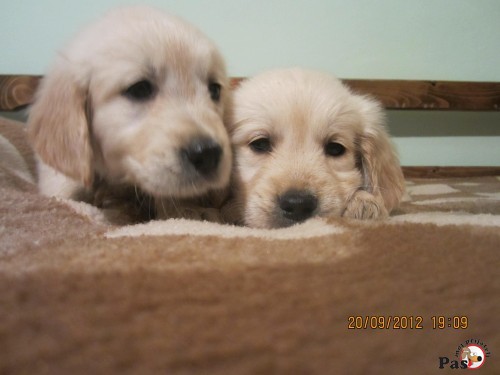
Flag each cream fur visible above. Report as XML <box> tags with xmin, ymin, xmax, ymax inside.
<box><xmin>227</xmin><ymin>68</ymin><xmax>405</xmax><ymax>228</ymax></box>
<box><xmin>28</xmin><ymin>6</ymin><xmax>232</xmax><ymax>220</ymax></box>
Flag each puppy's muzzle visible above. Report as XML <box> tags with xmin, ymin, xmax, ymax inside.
<box><xmin>181</xmin><ymin>137</ymin><xmax>222</xmax><ymax>179</ymax></box>
<box><xmin>277</xmin><ymin>189</ymin><xmax>318</xmax><ymax>225</ymax></box>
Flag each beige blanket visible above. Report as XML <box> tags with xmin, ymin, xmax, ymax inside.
<box><xmin>1</xmin><ymin>116</ymin><xmax>499</xmax><ymax>374</ymax></box>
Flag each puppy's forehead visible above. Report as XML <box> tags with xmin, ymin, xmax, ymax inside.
<box><xmin>233</xmin><ymin>69</ymin><xmax>362</xmax><ymax>138</ymax></box>
<box><xmin>66</xmin><ymin>6</ymin><xmax>226</xmax><ymax>90</ymax></box>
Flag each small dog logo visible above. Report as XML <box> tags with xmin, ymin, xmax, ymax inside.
<box><xmin>460</xmin><ymin>345</ymin><xmax>486</xmax><ymax>369</ymax></box>
<box><xmin>439</xmin><ymin>339</ymin><xmax>490</xmax><ymax>370</ymax></box>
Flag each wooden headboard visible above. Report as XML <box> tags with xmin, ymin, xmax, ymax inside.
<box><xmin>1</xmin><ymin>74</ymin><xmax>499</xmax><ymax>112</ymax></box>
<box><xmin>1</xmin><ymin>74</ymin><xmax>499</xmax><ymax>177</ymax></box>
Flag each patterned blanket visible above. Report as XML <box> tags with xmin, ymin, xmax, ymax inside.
<box><xmin>1</xmin><ymin>116</ymin><xmax>499</xmax><ymax>374</ymax></box>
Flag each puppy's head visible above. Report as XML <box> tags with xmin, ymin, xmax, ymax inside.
<box><xmin>229</xmin><ymin>68</ymin><xmax>405</xmax><ymax>228</ymax></box>
<box><xmin>28</xmin><ymin>6</ymin><xmax>231</xmax><ymax>198</ymax></box>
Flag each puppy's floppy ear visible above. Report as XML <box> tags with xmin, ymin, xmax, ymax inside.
<box><xmin>28</xmin><ymin>60</ymin><xmax>94</xmax><ymax>187</ymax></box>
<box><xmin>356</xmin><ymin>96</ymin><xmax>405</xmax><ymax>213</ymax></box>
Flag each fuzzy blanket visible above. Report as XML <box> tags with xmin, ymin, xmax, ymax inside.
<box><xmin>1</xmin><ymin>116</ymin><xmax>499</xmax><ymax>374</ymax></box>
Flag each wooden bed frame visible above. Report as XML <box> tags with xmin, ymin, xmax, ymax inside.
<box><xmin>1</xmin><ymin>74</ymin><xmax>499</xmax><ymax>177</ymax></box>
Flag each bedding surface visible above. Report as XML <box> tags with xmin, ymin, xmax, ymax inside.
<box><xmin>1</xmin><ymin>117</ymin><xmax>499</xmax><ymax>374</ymax></box>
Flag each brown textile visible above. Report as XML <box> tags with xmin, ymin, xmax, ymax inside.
<box><xmin>1</xmin><ymin>117</ymin><xmax>499</xmax><ymax>374</ymax></box>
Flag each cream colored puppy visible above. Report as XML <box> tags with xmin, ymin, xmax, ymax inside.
<box><xmin>28</xmin><ymin>6</ymin><xmax>231</xmax><ymax>221</ymax></box>
<box><xmin>227</xmin><ymin>68</ymin><xmax>405</xmax><ymax>228</ymax></box>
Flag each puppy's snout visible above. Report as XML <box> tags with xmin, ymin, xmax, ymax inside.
<box><xmin>278</xmin><ymin>190</ymin><xmax>318</xmax><ymax>223</ymax></box>
<box><xmin>181</xmin><ymin>138</ymin><xmax>222</xmax><ymax>177</ymax></box>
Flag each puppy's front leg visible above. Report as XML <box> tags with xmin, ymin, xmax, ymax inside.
<box><xmin>220</xmin><ymin>198</ymin><xmax>244</xmax><ymax>225</ymax></box>
<box><xmin>342</xmin><ymin>190</ymin><xmax>388</xmax><ymax>220</ymax></box>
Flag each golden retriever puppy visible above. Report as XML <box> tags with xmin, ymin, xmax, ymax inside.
<box><xmin>28</xmin><ymin>6</ymin><xmax>231</xmax><ymax>221</ymax></box>
<box><xmin>226</xmin><ymin>68</ymin><xmax>405</xmax><ymax>228</ymax></box>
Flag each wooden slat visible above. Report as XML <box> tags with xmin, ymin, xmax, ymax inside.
<box><xmin>344</xmin><ymin>80</ymin><xmax>500</xmax><ymax>111</ymax></box>
<box><xmin>232</xmin><ymin>77</ymin><xmax>500</xmax><ymax>111</ymax></box>
<box><xmin>403</xmin><ymin>166</ymin><xmax>500</xmax><ymax>178</ymax></box>
<box><xmin>1</xmin><ymin>75</ymin><xmax>500</xmax><ymax>111</ymax></box>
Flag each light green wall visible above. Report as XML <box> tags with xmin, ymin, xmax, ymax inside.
<box><xmin>1</xmin><ymin>0</ymin><xmax>499</xmax><ymax>166</ymax></box>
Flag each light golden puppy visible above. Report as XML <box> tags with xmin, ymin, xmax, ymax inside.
<box><xmin>226</xmin><ymin>68</ymin><xmax>405</xmax><ymax>228</ymax></box>
<box><xmin>28</xmin><ymin>6</ymin><xmax>231</xmax><ymax>221</ymax></box>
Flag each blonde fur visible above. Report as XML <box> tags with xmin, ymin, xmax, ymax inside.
<box><xmin>28</xmin><ymin>6</ymin><xmax>232</xmax><ymax>220</ymax></box>
<box><xmin>226</xmin><ymin>68</ymin><xmax>405</xmax><ymax>228</ymax></box>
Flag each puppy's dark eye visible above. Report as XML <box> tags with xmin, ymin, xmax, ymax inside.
<box><xmin>249</xmin><ymin>137</ymin><xmax>272</xmax><ymax>153</ymax></box>
<box><xmin>123</xmin><ymin>80</ymin><xmax>156</xmax><ymax>101</ymax></box>
<box><xmin>208</xmin><ymin>82</ymin><xmax>222</xmax><ymax>102</ymax></box>
<box><xmin>324</xmin><ymin>142</ymin><xmax>346</xmax><ymax>157</ymax></box>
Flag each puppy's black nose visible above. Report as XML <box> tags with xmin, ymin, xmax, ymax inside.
<box><xmin>278</xmin><ymin>190</ymin><xmax>318</xmax><ymax>223</ymax></box>
<box><xmin>182</xmin><ymin>138</ymin><xmax>222</xmax><ymax>177</ymax></box>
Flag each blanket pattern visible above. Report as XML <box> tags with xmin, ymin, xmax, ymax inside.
<box><xmin>1</xmin><ymin>117</ymin><xmax>499</xmax><ymax>374</ymax></box>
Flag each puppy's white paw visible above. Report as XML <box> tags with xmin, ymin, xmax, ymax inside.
<box><xmin>343</xmin><ymin>190</ymin><xmax>388</xmax><ymax>220</ymax></box>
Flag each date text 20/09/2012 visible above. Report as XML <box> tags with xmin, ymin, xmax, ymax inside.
<box><xmin>347</xmin><ymin>316</ymin><xmax>469</xmax><ymax>330</ymax></box>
